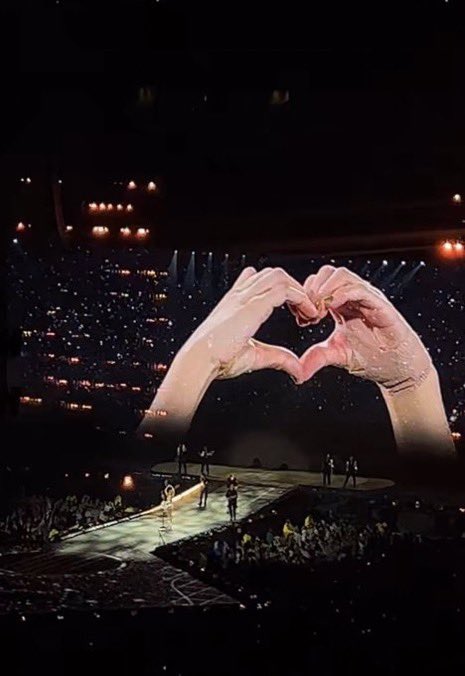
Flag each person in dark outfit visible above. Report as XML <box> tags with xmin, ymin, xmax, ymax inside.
<box><xmin>176</xmin><ymin>443</ymin><xmax>188</xmax><ymax>476</ymax></box>
<box><xmin>226</xmin><ymin>473</ymin><xmax>238</xmax><ymax>490</ymax></box>
<box><xmin>226</xmin><ymin>486</ymin><xmax>238</xmax><ymax>522</ymax></box>
<box><xmin>321</xmin><ymin>453</ymin><xmax>334</xmax><ymax>486</ymax></box>
<box><xmin>343</xmin><ymin>456</ymin><xmax>358</xmax><ymax>488</ymax></box>
<box><xmin>199</xmin><ymin>446</ymin><xmax>213</xmax><ymax>475</ymax></box>
<box><xmin>198</xmin><ymin>474</ymin><xmax>209</xmax><ymax>509</ymax></box>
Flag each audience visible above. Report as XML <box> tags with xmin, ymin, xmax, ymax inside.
<box><xmin>200</xmin><ymin>512</ymin><xmax>391</xmax><ymax>572</ymax></box>
<box><xmin>0</xmin><ymin>493</ymin><xmax>128</xmax><ymax>549</ymax></box>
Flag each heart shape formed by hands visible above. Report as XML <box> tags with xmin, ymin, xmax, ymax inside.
<box><xmin>186</xmin><ymin>263</ymin><xmax>431</xmax><ymax>394</ymax></box>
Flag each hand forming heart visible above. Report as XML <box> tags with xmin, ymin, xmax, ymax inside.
<box><xmin>288</xmin><ymin>265</ymin><xmax>433</xmax><ymax>393</ymax></box>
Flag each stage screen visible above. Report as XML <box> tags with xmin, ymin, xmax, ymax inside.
<box><xmin>7</xmin><ymin>243</ymin><xmax>464</xmax><ymax>472</ymax></box>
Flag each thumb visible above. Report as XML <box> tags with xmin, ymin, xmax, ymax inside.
<box><xmin>300</xmin><ymin>336</ymin><xmax>346</xmax><ymax>381</ymax></box>
<box><xmin>251</xmin><ymin>339</ymin><xmax>304</xmax><ymax>383</ymax></box>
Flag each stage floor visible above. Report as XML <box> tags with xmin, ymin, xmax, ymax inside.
<box><xmin>60</xmin><ymin>482</ymin><xmax>288</xmax><ymax>560</ymax></box>
<box><xmin>151</xmin><ymin>462</ymin><xmax>395</xmax><ymax>492</ymax></box>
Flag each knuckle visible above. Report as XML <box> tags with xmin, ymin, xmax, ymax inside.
<box><xmin>272</xmin><ymin>267</ymin><xmax>288</xmax><ymax>284</ymax></box>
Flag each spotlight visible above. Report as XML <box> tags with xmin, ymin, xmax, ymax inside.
<box><xmin>120</xmin><ymin>227</ymin><xmax>131</xmax><ymax>237</ymax></box>
<box><xmin>89</xmin><ymin>202</ymin><xmax>98</xmax><ymax>211</ymax></box>
<box><xmin>420</xmin><ymin>261</ymin><xmax>426</xmax><ymax>266</ymax></box>
<box><xmin>98</xmin><ymin>202</ymin><xmax>106</xmax><ymax>211</ymax></box>
<box><xmin>104</xmin><ymin>473</ymin><xmax>110</xmax><ymax>479</ymax></box>
<box><xmin>117</xmin><ymin>204</ymin><xmax>123</xmax><ymax>211</ymax></box>
<box><xmin>401</xmin><ymin>260</ymin><xmax>406</xmax><ymax>266</ymax></box>
<box><xmin>20</xmin><ymin>178</ymin><xmax>24</xmax><ymax>183</ymax></box>
<box><xmin>66</xmin><ymin>225</ymin><xmax>73</xmax><ymax>232</ymax></box>
<box><xmin>147</xmin><ymin>181</ymin><xmax>157</xmax><ymax>191</ymax></box>
<box><xmin>453</xmin><ymin>193</ymin><xmax>462</xmax><ymax>204</ymax></box>
<box><xmin>128</xmin><ymin>181</ymin><xmax>136</xmax><ymax>190</ymax></box>
<box><xmin>13</xmin><ymin>238</ymin><xmax>18</xmax><ymax>244</ymax></box>
<box><xmin>16</xmin><ymin>222</ymin><xmax>26</xmax><ymax>232</ymax></box>
<box><xmin>92</xmin><ymin>226</ymin><xmax>109</xmax><ymax>237</ymax></box>
<box><xmin>382</xmin><ymin>260</ymin><xmax>388</xmax><ymax>266</ymax></box>
<box><xmin>26</xmin><ymin>177</ymin><xmax>31</xmax><ymax>184</ymax></box>
<box><xmin>122</xmin><ymin>474</ymin><xmax>134</xmax><ymax>490</ymax></box>
<box><xmin>442</xmin><ymin>241</ymin><xmax>453</xmax><ymax>252</ymax></box>
<box><xmin>126</xmin><ymin>204</ymin><xmax>133</xmax><ymax>212</ymax></box>
<box><xmin>136</xmin><ymin>228</ymin><xmax>149</xmax><ymax>239</ymax></box>
<box><xmin>454</xmin><ymin>241</ymin><xmax>464</xmax><ymax>252</ymax></box>
<box><xmin>107</xmin><ymin>203</ymin><xmax>114</xmax><ymax>211</ymax></box>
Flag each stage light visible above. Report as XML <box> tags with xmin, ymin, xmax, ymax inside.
<box><xmin>420</xmin><ymin>261</ymin><xmax>426</xmax><ymax>266</ymax></box>
<box><xmin>85</xmin><ymin>472</ymin><xmax>90</xmax><ymax>478</ymax></box>
<box><xmin>104</xmin><ymin>473</ymin><xmax>110</xmax><ymax>479</ymax></box>
<box><xmin>452</xmin><ymin>431</ymin><xmax>462</xmax><ymax>441</ymax></box>
<box><xmin>20</xmin><ymin>177</ymin><xmax>24</xmax><ymax>182</ymax></box>
<box><xmin>126</xmin><ymin>204</ymin><xmax>133</xmax><ymax>212</ymax></box>
<box><xmin>147</xmin><ymin>181</ymin><xmax>157</xmax><ymax>191</ymax></box>
<box><xmin>58</xmin><ymin>179</ymin><xmax>62</xmax><ymax>184</ymax></box>
<box><xmin>442</xmin><ymin>241</ymin><xmax>453</xmax><ymax>252</ymax></box>
<box><xmin>26</xmin><ymin>177</ymin><xmax>31</xmax><ymax>184</ymax></box>
<box><xmin>107</xmin><ymin>203</ymin><xmax>114</xmax><ymax>211</ymax></box>
<box><xmin>66</xmin><ymin>225</ymin><xmax>73</xmax><ymax>232</ymax></box>
<box><xmin>92</xmin><ymin>226</ymin><xmax>109</xmax><ymax>237</ymax></box>
<box><xmin>401</xmin><ymin>260</ymin><xmax>406</xmax><ymax>266</ymax></box>
<box><xmin>89</xmin><ymin>202</ymin><xmax>98</xmax><ymax>211</ymax></box>
<box><xmin>453</xmin><ymin>193</ymin><xmax>462</xmax><ymax>204</ymax></box>
<box><xmin>136</xmin><ymin>227</ymin><xmax>149</xmax><ymax>238</ymax></box>
<box><xmin>13</xmin><ymin>238</ymin><xmax>18</xmax><ymax>244</ymax></box>
<box><xmin>98</xmin><ymin>202</ymin><xmax>106</xmax><ymax>211</ymax></box>
<box><xmin>382</xmin><ymin>260</ymin><xmax>388</xmax><ymax>266</ymax></box>
<box><xmin>454</xmin><ymin>241</ymin><xmax>464</xmax><ymax>252</ymax></box>
<box><xmin>16</xmin><ymin>222</ymin><xmax>26</xmax><ymax>232</ymax></box>
<box><xmin>128</xmin><ymin>181</ymin><xmax>136</xmax><ymax>190</ymax></box>
<box><xmin>122</xmin><ymin>474</ymin><xmax>134</xmax><ymax>490</ymax></box>
<box><xmin>120</xmin><ymin>227</ymin><xmax>131</xmax><ymax>237</ymax></box>
<box><xmin>117</xmin><ymin>203</ymin><xmax>123</xmax><ymax>211</ymax></box>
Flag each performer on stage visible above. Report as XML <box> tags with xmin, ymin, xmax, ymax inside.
<box><xmin>321</xmin><ymin>453</ymin><xmax>335</xmax><ymax>487</ymax></box>
<box><xmin>199</xmin><ymin>446</ymin><xmax>213</xmax><ymax>475</ymax></box>
<box><xmin>175</xmin><ymin>443</ymin><xmax>188</xmax><ymax>476</ymax></box>
<box><xmin>198</xmin><ymin>474</ymin><xmax>209</xmax><ymax>509</ymax></box>
<box><xmin>161</xmin><ymin>478</ymin><xmax>176</xmax><ymax>524</ymax></box>
<box><xmin>343</xmin><ymin>456</ymin><xmax>358</xmax><ymax>488</ymax></box>
<box><xmin>226</xmin><ymin>473</ymin><xmax>238</xmax><ymax>490</ymax></box>
<box><xmin>226</xmin><ymin>484</ymin><xmax>238</xmax><ymax>522</ymax></box>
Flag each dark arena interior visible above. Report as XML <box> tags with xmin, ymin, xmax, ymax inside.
<box><xmin>2</xmin><ymin>2</ymin><xmax>465</xmax><ymax>674</ymax></box>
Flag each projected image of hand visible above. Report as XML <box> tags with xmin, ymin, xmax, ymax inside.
<box><xmin>290</xmin><ymin>265</ymin><xmax>454</xmax><ymax>457</ymax></box>
<box><xmin>139</xmin><ymin>267</ymin><xmax>317</xmax><ymax>439</ymax></box>
<box><xmin>289</xmin><ymin>265</ymin><xmax>432</xmax><ymax>392</ymax></box>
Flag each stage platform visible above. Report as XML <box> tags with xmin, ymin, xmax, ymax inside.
<box><xmin>151</xmin><ymin>462</ymin><xmax>395</xmax><ymax>492</ymax></box>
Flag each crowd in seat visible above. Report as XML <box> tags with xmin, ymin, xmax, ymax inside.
<box><xmin>0</xmin><ymin>494</ymin><xmax>132</xmax><ymax>549</ymax></box>
<box><xmin>202</xmin><ymin>513</ymin><xmax>390</xmax><ymax>571</ymax></box>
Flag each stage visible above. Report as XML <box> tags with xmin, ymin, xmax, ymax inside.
<box><xmin>151</xmin><ymin>462</ymin><xmax>395</xmax><ymax>492</ymax></box>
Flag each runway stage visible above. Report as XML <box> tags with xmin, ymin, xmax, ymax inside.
<box><xmin>151</xmin><ymin>462</ymin><xmax>395</xmax><ymax>492</ymax></box>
